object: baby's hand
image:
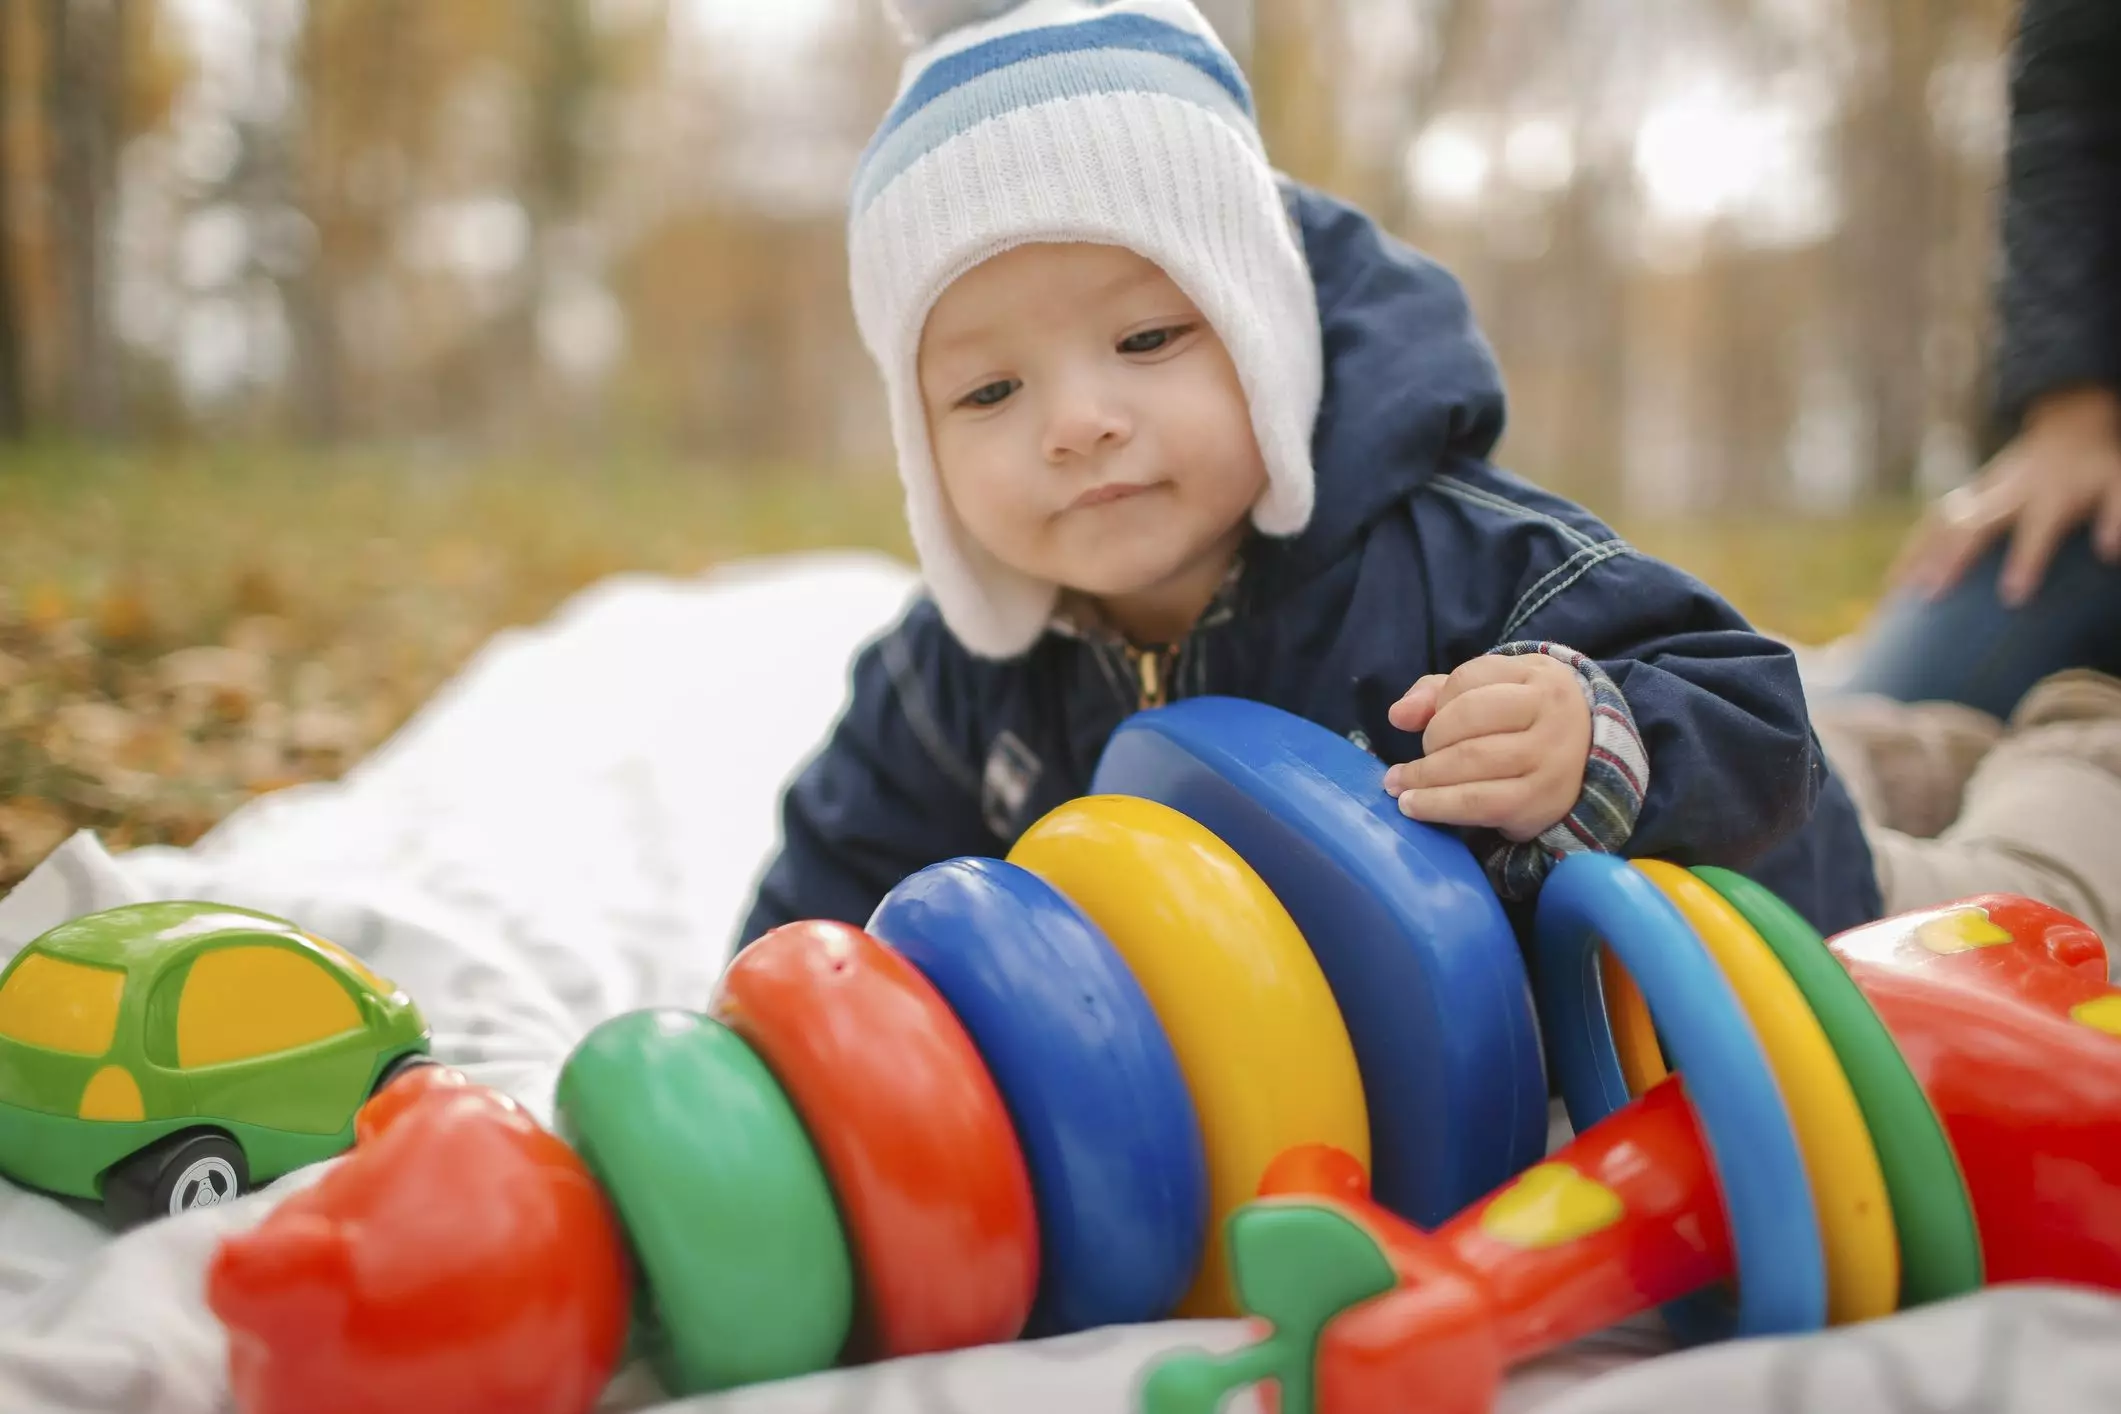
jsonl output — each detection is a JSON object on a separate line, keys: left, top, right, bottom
{"left": 1382, "top": 653, "right": 1592, "bottom": 841}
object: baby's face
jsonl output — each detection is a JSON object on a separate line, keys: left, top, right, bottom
{"left": 916, "top": 242, "right": 1267, "bottom": 607}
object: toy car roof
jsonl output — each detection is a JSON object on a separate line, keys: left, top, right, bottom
{"left": 17, "top": 901, "right": 335, "bottom": 978}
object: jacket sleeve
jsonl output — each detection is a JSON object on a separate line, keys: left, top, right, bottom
{"left": 1484, "top": 544, "right": 1825, "bottom": 887}
{"left": 1994, "top": 0, "right": 2121, "bottom": 426}
{"left": 735, "top": 598, "right": 1002, "bottom": 949}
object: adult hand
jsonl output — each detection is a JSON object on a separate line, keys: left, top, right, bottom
{"left": 1891, "top": 384, "right": 2121, "bottom": 606}
{"left": 1383, "top": 652, "right": 1592, "bottom": 842}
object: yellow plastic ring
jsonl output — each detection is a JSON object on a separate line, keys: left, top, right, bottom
{"left": 1632, "top": 860, "right": 1899, "bottom": 1325}
{"left": 1599, "top": 946, "right": 1669, "bottom": 1094}
{"left": 1008, "top": 795, "right": 1370, "bottom": 1318}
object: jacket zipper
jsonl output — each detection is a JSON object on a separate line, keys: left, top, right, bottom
{"left": 1128, "top": 640, "right": 1184, "bottom": 710}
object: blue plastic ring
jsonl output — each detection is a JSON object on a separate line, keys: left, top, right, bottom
{"left": 1533, "top": 852, "right": 1826, "bottom": 1341}
{"left": 867, "top": 857, "right": 1209, "bottom": 1335}
{"left": 1091, "top": 697, "right": 1548, "bottom": 1225}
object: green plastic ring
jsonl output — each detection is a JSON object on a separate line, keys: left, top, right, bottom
{"left": 554, "top": 1009, "right": 855, "bottom": 1394}
{"left": 1692, "top": 867, "right": 1985, "bottom": 1306}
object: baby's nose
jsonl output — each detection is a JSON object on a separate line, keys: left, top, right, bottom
{"left": 1043, "top": 386, "right": 1131, "bottom": 460}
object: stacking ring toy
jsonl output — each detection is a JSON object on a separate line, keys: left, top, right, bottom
{"left": 1532, "top": 852, "right": 1824, "bottom": 1340}
{"left": 866, "top": 858, "right": 1208, "bottom": 1335}
{"left": 1635, "top": 861, "right": 1899, "bottom": 1326}
{"left": 1695, "top": 866, "right": 1984, "bottom": 1307}
{"left": 1008, "top": 794, "right": 1370, "bottom": 1317}
{"left": 553, "top": 1010, "right": 853, "bottom": 1393}
{"left": 1599, "top": 948, "right": 1669, "bottom": 1094}
{"left": 711, "top": 921, "right": 1040, "bottom": 1359}
{"left": 1092, "top": 697, "right": 1547, "bottom": 1224}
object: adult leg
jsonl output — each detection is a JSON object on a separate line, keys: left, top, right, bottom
{"left": 1835, "top": 528, "right": 2121, "bottom": 719}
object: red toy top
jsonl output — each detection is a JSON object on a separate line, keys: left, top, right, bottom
{"left": 1829, "top": 895, "right": 2121, "bottom": 1289}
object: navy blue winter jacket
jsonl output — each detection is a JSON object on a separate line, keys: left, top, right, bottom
{"left": 737, "top": 183, "right": 1883, "bottom": 949}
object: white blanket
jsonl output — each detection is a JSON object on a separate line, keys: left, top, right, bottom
{"left": 0, "top": 550, "right": 2113, "bottom": 1414}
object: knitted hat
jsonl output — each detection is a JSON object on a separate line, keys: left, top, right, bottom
{"left": 850, "top": 0, "right": 1324, "bottom": 659}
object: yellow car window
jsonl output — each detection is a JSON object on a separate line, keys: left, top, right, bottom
{"left": 79, "top": 1064, "right": 145, "bottom": 1121}
{"left": 0, "top": 953, "right": 126, "bottom": 1057}
{"left": 298, "top": 932, "right": 397, "bottom": 997}
{"left": 177, "top": 946, "right": 362, "bottom": 1068}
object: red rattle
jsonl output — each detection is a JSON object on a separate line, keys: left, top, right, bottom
{"left": 207, "top": 1065, "right": 633, "bottom": 1414}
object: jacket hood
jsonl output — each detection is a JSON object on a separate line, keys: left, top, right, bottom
{"left": 1268, "top": 183, "right": 1510, "bottom": 579}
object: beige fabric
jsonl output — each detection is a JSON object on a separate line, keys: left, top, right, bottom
{"left": 1816, "top": 670, "right": 2121, "bottom": 952}
{"left": 1811, "top": 697, "right": 2002, "bottom": 839}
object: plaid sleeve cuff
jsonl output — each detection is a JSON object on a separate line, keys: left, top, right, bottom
{"left": 1475, "top": 641, "right": 1650, "bottom": 900}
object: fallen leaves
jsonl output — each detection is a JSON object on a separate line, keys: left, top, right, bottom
{"left": 0, "top": 447, "right": 915, "bottom": 896}
{"left": 0, "top": 798, "right": 72, "bottom": 883}
{"left": 1, "top": 608, "right": 343, "bottom": 880}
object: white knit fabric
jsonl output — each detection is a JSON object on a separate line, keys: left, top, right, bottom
{"left": 848, "top": 0, "right": 1324, "bottom": 659}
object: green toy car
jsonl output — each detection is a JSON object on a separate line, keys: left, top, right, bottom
{"left": 0, "top": 901, "right": 432, "bottom": 1225}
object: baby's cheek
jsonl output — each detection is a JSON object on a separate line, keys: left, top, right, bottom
{"left": 963, "top": 469, "right": 1069, "bottom": 577}
{"left": 936, "top": 446, "right": 1012, "bottom": 527}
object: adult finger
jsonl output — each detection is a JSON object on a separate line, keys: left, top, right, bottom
{"left": 2096, "top": 480, "right": 2121, "bottom": 563}
{"left": 1906, "top": 483, "right": 2017, "bottom": 599}
{"left": 1998, "top": 498, "right": 2077, "bottom": 607}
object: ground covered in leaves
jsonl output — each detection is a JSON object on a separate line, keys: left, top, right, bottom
{"left": 0, "top": 442, "right": 1912, "bottom": 894}
{"left": 0, "top": 443, "right": 913, "bottom": 890}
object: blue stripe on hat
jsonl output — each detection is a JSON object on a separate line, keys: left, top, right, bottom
{"left": 851, "top": 46, "right": 1257, "bottom": 216}
{"left": 871, "top": 12, "right": 1253, "bottom": 153}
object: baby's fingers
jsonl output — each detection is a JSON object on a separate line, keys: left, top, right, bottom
{"left": 1384, "top": 733, "right": 1540, "bottom": 792}
{"left": 1388, "top": 675, "right": 1448, "bottom": 732}
{"left": 1421, "top": 683, "right": 1543, "bottom": 754}
{"left": 1395, "top": 778, "right": 1529, "bottom": 830}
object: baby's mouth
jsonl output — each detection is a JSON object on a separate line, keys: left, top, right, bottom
{"left": 1070, "top": 481, "right": 1154, "bottom": 510}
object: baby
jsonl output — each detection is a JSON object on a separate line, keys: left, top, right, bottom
{"left": 738, "top": 0, "right": 1881, "bottom": 946}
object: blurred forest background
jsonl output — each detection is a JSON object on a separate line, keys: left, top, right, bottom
{"left": 0, "top": 0, "right": 2021, "bottom": 886}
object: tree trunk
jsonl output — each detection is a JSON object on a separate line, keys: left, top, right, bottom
{"left": 42, "top": 0, "right": 126, "bottom": 439}
{"left": 282, "top": 0, "right": 343, "bottom": 442}
{"left": 0, "top": 5, "right": 29, "bottom": 439}
{"left": 1550, "top": 171, "right": 1627, "bottom": 511}
{"left": 1251, "top": 0, "right": 1344, "bottom": 194}
{"left": 1192, "top": 0, "right": 1253, "bottom": 63}
{"left": 479, "top": 0, "right": 593, "bottom": 439}
{"left": 1832, "top": 0, "right": 1944, "bottom": 499}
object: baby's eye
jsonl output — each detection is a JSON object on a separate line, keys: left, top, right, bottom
{"left": 961, "top": 379, "right": 1018, "bottom": 408}
{"left": 1118, "top": 324, "right": 1194, "bottom": 355}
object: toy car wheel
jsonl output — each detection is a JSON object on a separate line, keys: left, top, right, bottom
{"left": 103, "top": 1132, "right": 250, "bottom": 1227}
{"left": 372, "top": 1051, "right": 439, "bottom": 1096}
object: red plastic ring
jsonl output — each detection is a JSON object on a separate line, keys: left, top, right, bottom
{"left": 711, "top": 921, "right": 1039, "bottom": 1359}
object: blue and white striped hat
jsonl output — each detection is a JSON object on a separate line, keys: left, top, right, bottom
{"left": 850, "top": 0, "right": 1324, "bottom": 659}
